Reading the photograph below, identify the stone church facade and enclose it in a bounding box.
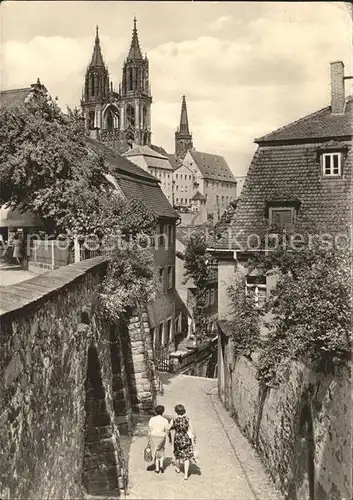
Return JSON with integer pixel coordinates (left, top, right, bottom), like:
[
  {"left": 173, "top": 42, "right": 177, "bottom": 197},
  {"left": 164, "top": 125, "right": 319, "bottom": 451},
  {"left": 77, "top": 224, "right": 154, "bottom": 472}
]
[{"left": 81, "top": 20, "right": 152, "bottom": 153}]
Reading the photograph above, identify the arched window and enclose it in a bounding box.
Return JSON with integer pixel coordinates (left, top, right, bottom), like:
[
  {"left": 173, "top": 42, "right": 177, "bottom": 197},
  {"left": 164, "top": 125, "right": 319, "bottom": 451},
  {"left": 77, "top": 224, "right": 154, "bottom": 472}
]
[
  {"left": 106, "top": 112, "right": 114, "bottom": 132},
  {"left": 143, "top": 106, "right": 147, "bottom": 127},
  {"left": 103, "top": 106, "right": 119, "bottom": 132},
  {"left": 88, "top": 111, "right": 95, "bottom": 130},
  {"left": 126, "top": 105, "right": 135, "bottom": 128},
  {"left": 90, "top": 74, "right": 95, "bottom": 97},
  {"left": 143, "top": 132, "right": 148, "bottom": 145},
  {"left": 128, "top": 68, "right": 133, "bottom": 91}
]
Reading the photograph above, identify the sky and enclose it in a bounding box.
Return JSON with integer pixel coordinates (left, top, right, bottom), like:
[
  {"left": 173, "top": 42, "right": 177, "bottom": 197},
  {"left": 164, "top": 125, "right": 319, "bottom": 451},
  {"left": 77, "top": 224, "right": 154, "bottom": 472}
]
[{"left": 1, "top": 1, "right": 352, "bottom": 177}]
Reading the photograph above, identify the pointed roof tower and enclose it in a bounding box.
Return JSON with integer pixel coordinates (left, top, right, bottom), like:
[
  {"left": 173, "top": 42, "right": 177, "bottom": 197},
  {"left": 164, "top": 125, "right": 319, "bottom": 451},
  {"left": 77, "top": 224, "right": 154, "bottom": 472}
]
[
  {"left": 127, "top": 17, "right": 143, "bottom": 60},
  {"left": 175, "top": 95, "right": 193, "bottom": 159},
  {"left": 90, "top": 25, "right": 105, "bottom": 67},
  {"left": 179, "top": 95, "right": 190, "bottom": 134}
]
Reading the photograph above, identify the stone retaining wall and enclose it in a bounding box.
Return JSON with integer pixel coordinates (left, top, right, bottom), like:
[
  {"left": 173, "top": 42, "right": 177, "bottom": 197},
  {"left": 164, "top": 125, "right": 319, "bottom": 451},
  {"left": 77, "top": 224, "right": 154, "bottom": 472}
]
[
  {"left": 218, "top": 342, "right": 352, "bottom": 500},
  {"left": 170, "top": 337, "right": 217, "bottom": 378},
  {"left": 0, "top": 257, "right": 156, "bottom": 499}
]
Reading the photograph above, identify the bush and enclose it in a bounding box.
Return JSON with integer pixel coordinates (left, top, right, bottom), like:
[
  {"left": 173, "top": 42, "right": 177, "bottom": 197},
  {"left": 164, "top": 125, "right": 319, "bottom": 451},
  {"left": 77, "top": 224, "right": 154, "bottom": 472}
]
[
  {"left": 228, "top": 245, "right": 351, "bottom": 386},
  {"left": 227, "top": 273, "right": 262, "bottom": 358}
]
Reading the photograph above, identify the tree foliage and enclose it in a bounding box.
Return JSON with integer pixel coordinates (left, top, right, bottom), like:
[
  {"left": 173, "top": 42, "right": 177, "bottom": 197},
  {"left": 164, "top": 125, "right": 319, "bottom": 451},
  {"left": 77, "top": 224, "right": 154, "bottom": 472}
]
[
  {"left": 0, "top": 85, "right": 112, "bottom": 235},
  {"left": 213, "top": 199, "right": 237, "bottom": 237},
  {"left": 0, "top": 84, "right": 160, "bottom": 317},
  {"left": 183, "top": 230, "right": 212, "bottom": 289},
  {"left": 228, "top": 239, "right": 352, "bottom": 386},
  {"left": 183, "top": 230, "right": 212, "bottom": 335},
  {"left": 227, "top": 273, "right": 262, "bottom": 358}
]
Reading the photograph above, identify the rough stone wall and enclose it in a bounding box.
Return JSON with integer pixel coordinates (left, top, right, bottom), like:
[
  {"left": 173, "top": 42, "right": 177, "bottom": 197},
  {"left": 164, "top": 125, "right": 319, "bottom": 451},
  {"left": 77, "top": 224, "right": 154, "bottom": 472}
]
[
  {"left": 219, "top": 350, "right": 352, "bottom": 500},
  {"left": 120, "top": 310, "right": 157, "bottom": 415},
  {"left": 0, "top": 259, "right": 109, "bottom": 499},
  {"left": 0, "top": 257, "right": 157, "bottom": 499}
]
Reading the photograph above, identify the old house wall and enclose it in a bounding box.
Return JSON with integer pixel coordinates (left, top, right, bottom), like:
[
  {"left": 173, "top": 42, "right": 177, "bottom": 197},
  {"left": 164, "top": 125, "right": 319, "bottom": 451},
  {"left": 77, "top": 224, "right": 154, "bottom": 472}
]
[
  {"left": 0, "top": 257, "right": 156, "bottom": 499},
  {"left": 217, "top": 256, "right": 236, "bottom": 319},
  {"left": 219, "top": 350, "right": 352, "bottom": 500}
]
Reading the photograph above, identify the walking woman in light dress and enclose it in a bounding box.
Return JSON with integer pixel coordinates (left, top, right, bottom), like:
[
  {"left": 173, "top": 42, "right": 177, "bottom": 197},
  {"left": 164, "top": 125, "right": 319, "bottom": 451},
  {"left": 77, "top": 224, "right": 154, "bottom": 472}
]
[
  {"left": 12, "top": 233, "right": 22, "bottom": 265},
  {"left": 169, "top": 404, "right": 197, "bottom": 480},
  {"left": 148, "top": 405, "right": 170, "bottom": 473}
]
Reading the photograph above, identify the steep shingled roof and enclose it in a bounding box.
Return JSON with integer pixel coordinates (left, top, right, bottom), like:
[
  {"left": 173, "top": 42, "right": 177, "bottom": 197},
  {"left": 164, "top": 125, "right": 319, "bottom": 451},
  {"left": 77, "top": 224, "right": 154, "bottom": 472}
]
[
  {"left": 122, "top": 145, "right": 174, "bottom": 171},
  {"left": 86, "top": 138, "right": 178, "bottom": 219},
  {"left": 167, "top": 154, "right": 183, "bottom": 171},
  {"left": 213, "top": 141, "right": 352, "bottom": 251},
  {"left": 123, "top": 145, "right": 167, "bottom": 159},
  {"left": 0, "top": 88, "right": 32, "bottom": 108},
  {"left": 118, "top": 176, "right": 178, "bottom": 219},
  {"left": 212, "top": 90, "right": 353, "bottom": 251},
  {"left": 189, "top": 150, "right": 236, "bottom": 183},
  {"left": 86, "top": 138, "right": 157, "bottom": 181},
  {"left": 256, "top": 97, "right": 353, "bottom": 144},
  {"left": 151, "top": 144, "right": 169, "bottom": 157},
  {"left": 150, "top": 146, "right": 183, "bottom": 171}
]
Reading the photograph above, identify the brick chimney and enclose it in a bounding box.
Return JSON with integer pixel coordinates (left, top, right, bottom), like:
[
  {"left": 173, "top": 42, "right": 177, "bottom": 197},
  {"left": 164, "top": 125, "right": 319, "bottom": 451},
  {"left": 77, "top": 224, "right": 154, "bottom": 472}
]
[{"left": 330, "top": 61, "right": 345, "bottom": 114}]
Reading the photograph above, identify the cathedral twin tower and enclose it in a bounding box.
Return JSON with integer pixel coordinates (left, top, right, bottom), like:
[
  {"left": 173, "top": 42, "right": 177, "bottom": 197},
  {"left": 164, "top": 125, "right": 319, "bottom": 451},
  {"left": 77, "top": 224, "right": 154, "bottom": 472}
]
[
  {"left": 81, "top": 19, "right": 152, "bottom": 152},
  {"left": 81, "top": 19, "right": 193, "bottom": 157}
]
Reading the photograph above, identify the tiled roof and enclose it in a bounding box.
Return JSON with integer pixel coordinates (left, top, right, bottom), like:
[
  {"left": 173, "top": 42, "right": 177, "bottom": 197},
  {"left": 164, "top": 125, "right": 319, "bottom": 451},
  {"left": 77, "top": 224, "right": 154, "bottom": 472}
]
[
  {"left": 122, "top": 145, "right": 174, "bottom": 171},
  {"left": 151, "top": 144, "right": 169, "bottom": 157},
  {"left": 86, "top": 138, "right": 178, "bottom": 219},
  {"left": 192, "top": 191, "right": 206, "bottom": 201},
  {"left": 256, "top": 96, "right": 353, "bottom": 143},
  {"left": 118, "top": 177, "right": 178, "bottom": 219},
  {"left": 167, "top": 154, "right": 183, "bottom": 171},
  {"left": 123, "top": 145, "right": 167, "bottom": 159},
  {"left": 150, "top": 146, "right": 183, "bottom": 171},
  {"left": 214, "top": 141, "right": 352, "bottom": 250},
  {"left": 86, "top": 138, "right": 156, "bottom": 181},
  {"left": 189, "top": 150, "right": 236, "bottom": 182},
  {"left": 0, "top": 88, "right": 32, "bottom": 108}
]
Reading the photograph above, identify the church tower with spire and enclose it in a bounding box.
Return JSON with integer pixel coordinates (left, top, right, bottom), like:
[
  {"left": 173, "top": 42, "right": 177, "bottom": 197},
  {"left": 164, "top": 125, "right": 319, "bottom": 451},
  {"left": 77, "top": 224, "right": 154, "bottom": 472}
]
[
  {"left": 81, "top": 26, "right": 118, "bottom": 136},
  {"left": 175, "top": 95, "right": 193, "bottom": 160},
  {"left": 119, "top": 17, "right": 152, "bottom": 147}
]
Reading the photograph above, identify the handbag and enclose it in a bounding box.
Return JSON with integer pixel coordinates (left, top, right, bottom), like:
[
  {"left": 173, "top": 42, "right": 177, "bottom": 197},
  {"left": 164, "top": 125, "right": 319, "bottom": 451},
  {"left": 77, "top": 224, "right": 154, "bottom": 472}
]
[
  {"left": 144, "top": 440, "right": 153, "bottom": 462},
  {"left": 192, "top": 447, "right": 200, "bottom": 466}
]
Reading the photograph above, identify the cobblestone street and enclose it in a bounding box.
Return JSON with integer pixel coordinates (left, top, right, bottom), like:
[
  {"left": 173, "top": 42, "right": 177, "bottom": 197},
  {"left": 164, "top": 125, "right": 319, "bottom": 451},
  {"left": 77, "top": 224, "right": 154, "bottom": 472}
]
[{"left": 125, "top": 374, "right": 282, "bottom": 500}]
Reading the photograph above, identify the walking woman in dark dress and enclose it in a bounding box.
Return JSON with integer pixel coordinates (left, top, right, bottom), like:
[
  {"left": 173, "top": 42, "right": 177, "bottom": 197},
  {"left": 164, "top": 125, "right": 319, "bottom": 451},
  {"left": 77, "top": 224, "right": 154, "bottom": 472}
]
[{"left": 169, "top": 404, "right": 196, "bottom": 480}]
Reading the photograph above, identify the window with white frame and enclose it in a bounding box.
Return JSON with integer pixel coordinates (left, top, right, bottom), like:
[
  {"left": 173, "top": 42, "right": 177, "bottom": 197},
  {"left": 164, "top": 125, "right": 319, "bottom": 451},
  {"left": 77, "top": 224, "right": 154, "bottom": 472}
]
[
  {"left": 322, "top": 152, "right": 342, "bottom": 177},
  {"left": 245, "top": 275, "right": 267, "bottom": 308}
]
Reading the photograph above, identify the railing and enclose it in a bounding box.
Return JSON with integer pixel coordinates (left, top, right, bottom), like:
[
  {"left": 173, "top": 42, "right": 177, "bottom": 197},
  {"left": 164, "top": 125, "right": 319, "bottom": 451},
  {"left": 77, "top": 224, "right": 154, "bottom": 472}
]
[
  {"left": 154, "top": 345, "right": 172, "bottom": 372},
  {"left": 28, "top": 240, "right": 74, "bottom": 272}
]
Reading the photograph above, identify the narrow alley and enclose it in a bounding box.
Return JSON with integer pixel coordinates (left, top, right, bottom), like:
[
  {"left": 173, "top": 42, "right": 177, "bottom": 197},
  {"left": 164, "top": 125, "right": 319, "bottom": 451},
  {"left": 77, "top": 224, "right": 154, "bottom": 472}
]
[{"left": 125, "top": 374, "right": 282, "bottom": 500}]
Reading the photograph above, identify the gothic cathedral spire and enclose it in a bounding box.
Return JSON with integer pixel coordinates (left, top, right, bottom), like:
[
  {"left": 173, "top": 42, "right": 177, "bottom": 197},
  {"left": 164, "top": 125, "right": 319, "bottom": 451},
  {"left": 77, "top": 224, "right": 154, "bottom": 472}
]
[
  {"left": 90, "top": 25, "right": 105, "bottom": 67},
  {"left": 81, "top": 20, "right": 152, "bottom": 151},
  {"left": 120, "top": 17, "right": 152, "bottom": 148},
  {"left": 127, "top": 17, "right": 143, "bottom": 60},
  {"left": 175, "top": 95, "right": 193, "bottom": 159},
  {"left": 81, "top": 25, "right": 112, "bottom": 133}
]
